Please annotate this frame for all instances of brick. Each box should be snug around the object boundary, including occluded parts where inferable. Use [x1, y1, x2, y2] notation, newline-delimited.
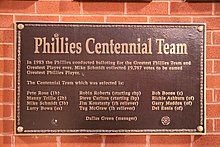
[206, 60, 213, 74]
[213, 32, 220, 44]
[206, 46, 220, 59]
[206, 32, 211, 45]
[0, 30, 14, 43]
[215, 89, 220, 102]
[61, 16, 104, 22]
[193, 17, 220, 30]
[37, 1, 80, 14]
[150, 136, 191, 147]
[0, 75, 13, 89]
[206, 104, 220, 118]
[170, 2, 212, 15]
[215, 119, 220, 131]
[214, 60, 220, 73]
[61, 136, 102, 147]
[0, 105, 12, 118]
[149, 17, 191, 23]
[15, 136, 57, 147]
[207, 75, 220, 88]
[0, 90, 14, 103]
[0, 1, 35, 13]
[206, 119, 214, 132]
[83, 2, 124, 15]
[0, 15, 13, 28]
[215, 3, 220, 15]
[127, 2, 168, 15]
[106, 16, 147, 22]
[206, 89, 213, 103]
[16, 15, 59, 22]
[193, 135, 220, 147]
[0, 44, 13, 58]
[0, 136, 11, 147]
[106, 136, 146, 147]
[0, 120, 13, 133]
[0, 60, 14, 73]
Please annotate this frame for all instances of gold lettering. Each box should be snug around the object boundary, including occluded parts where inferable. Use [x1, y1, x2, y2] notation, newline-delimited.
[156, 39, 188, 55]
[86, 38, 95, 54]
[156, 39, 164, 54]
[34, 34, 82, 54]
[85, 38, 152, 55]
[34, 38, 42, 53]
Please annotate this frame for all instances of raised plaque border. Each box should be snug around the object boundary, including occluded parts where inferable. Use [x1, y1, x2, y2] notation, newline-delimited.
[15, 22, 206, 135]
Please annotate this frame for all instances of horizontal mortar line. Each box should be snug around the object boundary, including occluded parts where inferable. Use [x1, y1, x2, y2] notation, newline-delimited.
[16, 20, 60, 22]
[61, 15, 146, 18]
[191, 15, 220, 18]
[93, 14, 218, 18]
[206, 102, 220, 104]
[60, 14, 195, 18]
[206, 74, 220, 76]
[0, 102, 15, 105]
[207, 44, 220, 46]
[0, 134, 15, 137]
[0, 42, 13, 44]
[0, 58, 15, 60]
[0, 88, 14, 90]
[0, 134, 13, 136]
[207, 30, 220, 32]
[0, 102, 14, 105]
[207, 117, 220, 120]
[0, 12, 64, 16]
[16, 13, 90, 17]
[206, 88, 214, 90]
[1, 12, 220, 17]
[0, 105, 14, 107]
[0, 88, 15, 90]
[61, 16, 148, 18]
[11, 13, 220, 18]
[0, 43, 13, 45]
[60, 14, 108, 17]
[0, 118, 14, 120]
[206, 103, 220, 105]
[206, 72, 220, 76]
[0, 73, 14, 76]
[147, 15, 220, 18]
[207, 118, 220, 120]
[206, 132, 220, 135]
[0, 116, 14, 119]
[206, 88, 220, 90]
[0, 134, 14, 137]
[206, 59, 220, 61]
[207, 59, 220, 61]
[148, 16, 200, 18]
[0, 28, 14, 30]
[0, 13, 15, 15]
[75, 14, 188, 17]
[13, 13, 65, 17]
[206, 71, 220, 74]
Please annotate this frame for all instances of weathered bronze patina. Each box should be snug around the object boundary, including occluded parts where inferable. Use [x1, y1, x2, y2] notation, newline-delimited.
[15, 23, 206, 135]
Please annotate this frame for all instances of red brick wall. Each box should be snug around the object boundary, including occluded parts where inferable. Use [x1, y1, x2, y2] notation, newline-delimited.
[0, 0, 220, 146]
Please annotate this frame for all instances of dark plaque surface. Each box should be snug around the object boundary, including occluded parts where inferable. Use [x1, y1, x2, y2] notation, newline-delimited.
[15, 23, 206, 134]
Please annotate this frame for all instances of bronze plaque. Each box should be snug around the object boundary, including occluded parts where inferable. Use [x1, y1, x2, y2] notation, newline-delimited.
[15, 23, 206, 135]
